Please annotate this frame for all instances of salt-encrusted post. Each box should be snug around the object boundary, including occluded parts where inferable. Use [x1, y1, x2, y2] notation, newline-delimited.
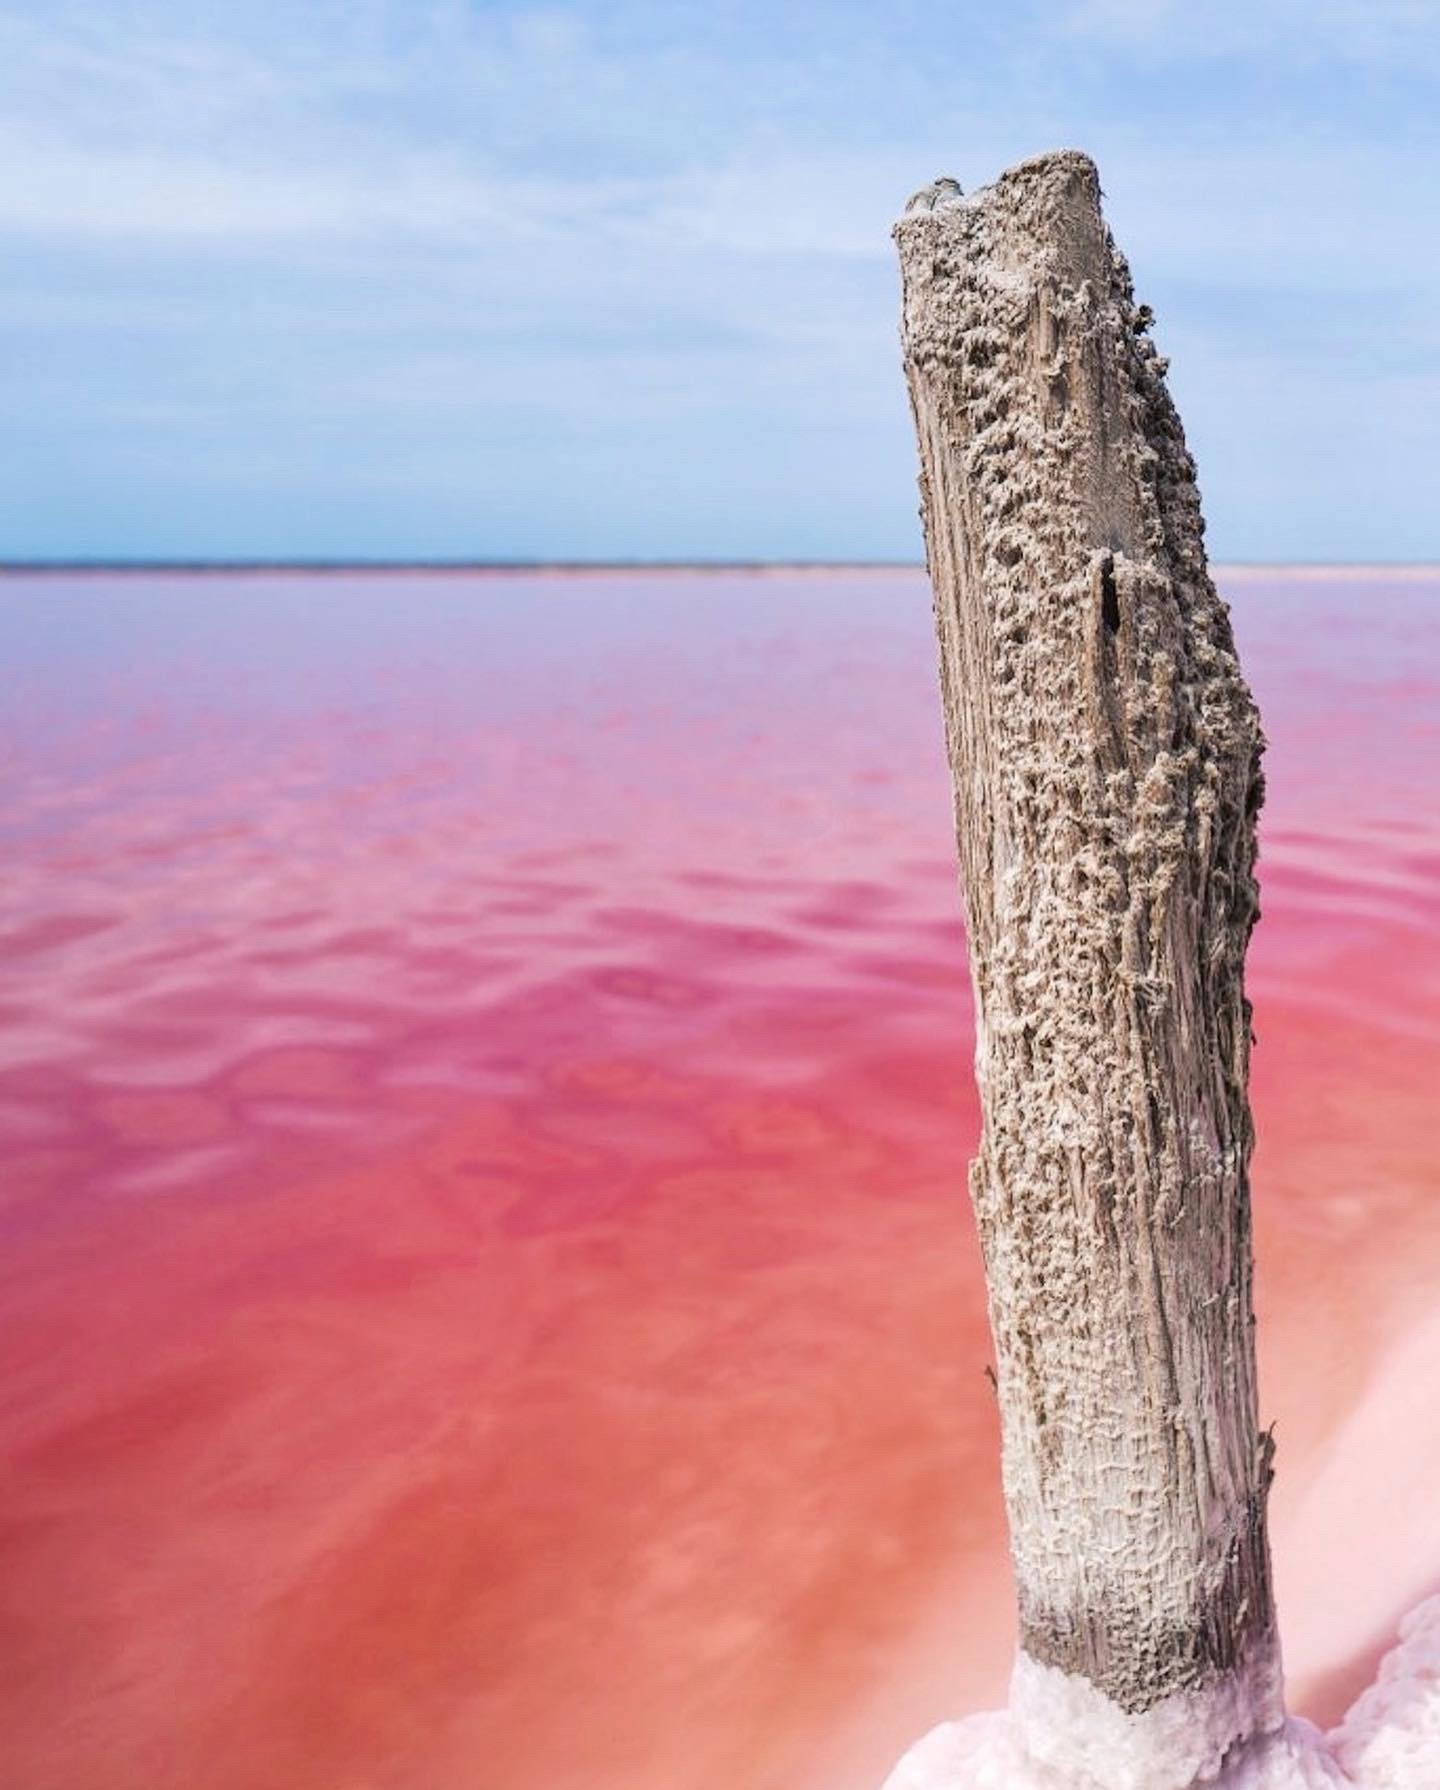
[894, 152, 1281, 1776]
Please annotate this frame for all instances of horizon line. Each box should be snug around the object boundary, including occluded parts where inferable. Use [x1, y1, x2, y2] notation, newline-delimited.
[3, 558, 1439, 577]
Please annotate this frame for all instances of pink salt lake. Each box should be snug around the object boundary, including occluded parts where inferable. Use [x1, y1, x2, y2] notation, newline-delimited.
[1, 567, 1437, 1790]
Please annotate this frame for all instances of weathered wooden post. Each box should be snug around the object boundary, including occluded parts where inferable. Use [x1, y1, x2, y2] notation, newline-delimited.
[890, 151, 1284, 1785]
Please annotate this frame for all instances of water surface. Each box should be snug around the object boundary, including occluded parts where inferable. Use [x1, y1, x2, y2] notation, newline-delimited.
[1, 567, 1437, 1790]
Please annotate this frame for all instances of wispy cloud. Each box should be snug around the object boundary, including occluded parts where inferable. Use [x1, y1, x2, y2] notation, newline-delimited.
[1, 0, 1438, 558]
[1061, 0, 1440, 60]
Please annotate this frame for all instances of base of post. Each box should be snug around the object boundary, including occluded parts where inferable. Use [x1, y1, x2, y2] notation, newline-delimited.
[878, 1594, 1440, 1790]
[878, 1712, 1344, 1790]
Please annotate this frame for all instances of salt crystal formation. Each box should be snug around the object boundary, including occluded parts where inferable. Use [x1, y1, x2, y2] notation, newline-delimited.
[881, 1595, 1440, 1788]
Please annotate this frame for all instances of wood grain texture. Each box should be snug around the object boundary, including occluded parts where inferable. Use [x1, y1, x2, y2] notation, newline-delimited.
[894, 151, 1280, 1726]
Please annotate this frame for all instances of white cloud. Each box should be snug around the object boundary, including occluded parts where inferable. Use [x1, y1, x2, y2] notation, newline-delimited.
[1061, 0, 1440, 60]
[0, 109, 931, 258]
[0, 131, 386, 239]
[1062, 0, 1176, 38]
[507, 6, 586, 60]
[1, 0, 1437, 556]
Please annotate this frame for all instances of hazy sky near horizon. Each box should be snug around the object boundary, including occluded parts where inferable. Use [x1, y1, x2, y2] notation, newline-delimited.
[3, 0, 1438, 561]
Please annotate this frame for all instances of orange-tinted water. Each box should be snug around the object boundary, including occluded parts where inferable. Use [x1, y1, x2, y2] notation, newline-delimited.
[0, 568, 1437, 1790]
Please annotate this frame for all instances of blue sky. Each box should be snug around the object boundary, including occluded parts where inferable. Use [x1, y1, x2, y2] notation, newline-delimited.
[2, 0, 1438, 561]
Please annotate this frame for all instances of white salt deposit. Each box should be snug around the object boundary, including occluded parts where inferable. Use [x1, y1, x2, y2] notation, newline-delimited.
[879, 1596, 1440, 1790]
[1331, 1597, 1440, 1788]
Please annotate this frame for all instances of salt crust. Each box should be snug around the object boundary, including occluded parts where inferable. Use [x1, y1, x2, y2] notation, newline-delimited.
[879, 1596, 1440, 1790]
[1330, 1596, 1440, 1788]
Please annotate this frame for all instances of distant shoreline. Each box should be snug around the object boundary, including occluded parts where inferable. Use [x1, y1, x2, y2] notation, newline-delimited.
[1, 559, 923, 576]
[2, 560, 1437, 578]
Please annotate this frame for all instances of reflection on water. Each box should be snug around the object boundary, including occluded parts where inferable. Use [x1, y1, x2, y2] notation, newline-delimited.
[0, 568, 1437, 1790]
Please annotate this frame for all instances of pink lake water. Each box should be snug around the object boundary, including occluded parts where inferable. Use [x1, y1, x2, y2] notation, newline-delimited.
[0, 567, 1437, 1790]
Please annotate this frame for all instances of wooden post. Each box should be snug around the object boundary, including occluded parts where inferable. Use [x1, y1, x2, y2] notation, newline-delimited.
[893, 152, 1281, 1766]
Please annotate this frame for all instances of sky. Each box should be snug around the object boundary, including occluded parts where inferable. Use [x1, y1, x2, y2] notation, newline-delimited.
[1, 0, 1438, 563]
